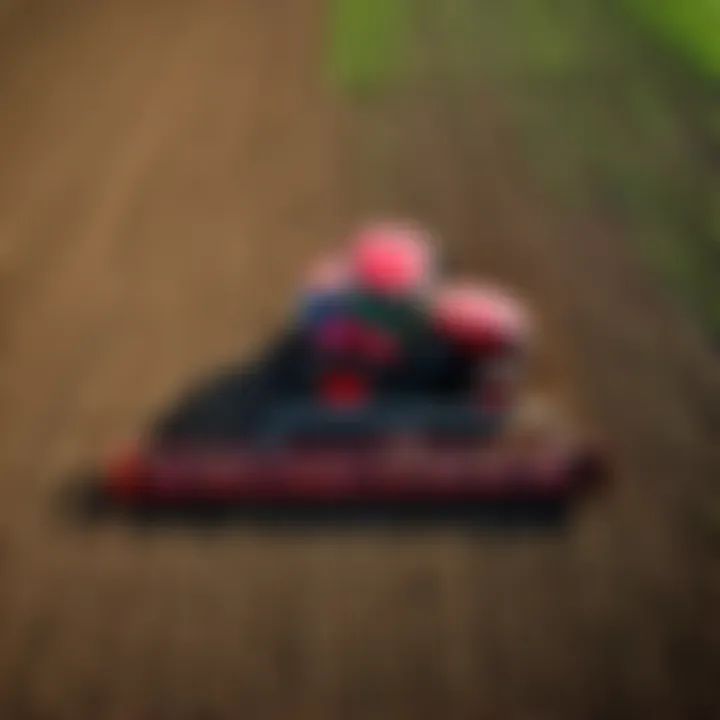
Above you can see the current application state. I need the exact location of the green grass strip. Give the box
[623,0,720,77]
[327,0,409,90]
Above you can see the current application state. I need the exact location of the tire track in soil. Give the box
[0,1,345,718]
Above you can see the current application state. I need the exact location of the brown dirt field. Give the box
[0,1,719,719]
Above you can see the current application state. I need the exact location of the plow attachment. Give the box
[103,437,607,509]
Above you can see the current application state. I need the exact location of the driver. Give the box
[299,221,438,357]
[296,221,439,401]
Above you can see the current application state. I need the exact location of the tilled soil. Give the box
[0,1,719,719]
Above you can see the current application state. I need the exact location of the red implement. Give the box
[104,439,607,507]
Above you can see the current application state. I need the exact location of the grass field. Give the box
[328,0,720,343]
[623,0,720,78]
[328,0,409,90]
[479,0,720,343]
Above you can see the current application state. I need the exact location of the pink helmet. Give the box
[431,282,530,350]
[348,221,436,297]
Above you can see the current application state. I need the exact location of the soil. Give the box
[0,1,719,719]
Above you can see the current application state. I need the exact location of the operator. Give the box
[295,221,439,402]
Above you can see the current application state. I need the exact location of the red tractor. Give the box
[101,222,608,514]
